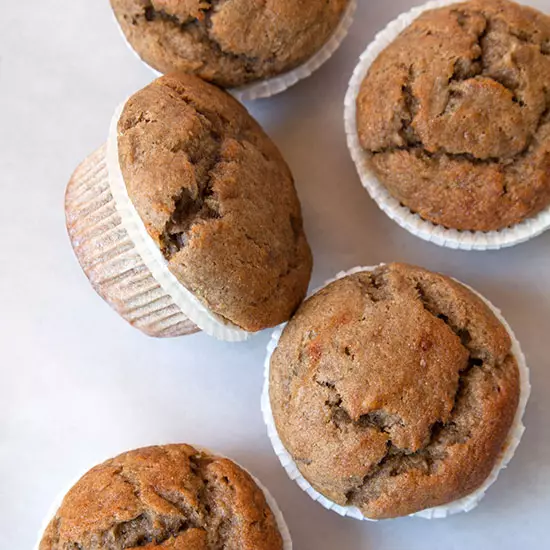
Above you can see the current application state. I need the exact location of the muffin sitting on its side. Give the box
[356,0,550,232]
[269,263,522,519]
[66,74,312,340]
[38,445,285,549]
[111,0,351,88]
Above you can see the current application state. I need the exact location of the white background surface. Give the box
[1,1,549,549]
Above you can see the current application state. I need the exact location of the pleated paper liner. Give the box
[344,0,550,251]
[33,446,293,550]
[262,265,531,520]
[65,103,250,341]
[113,0,357,101]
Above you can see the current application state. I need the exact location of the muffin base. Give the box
[262,265,530,520]
[344,0,550,251]
[33,446,293,550]
[65,104,250,341]
[112,0,357,101]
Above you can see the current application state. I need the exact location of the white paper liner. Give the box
[113,1,356,101]
[344,0,550,251]
[262,265,530,520]
[33,446,292,550]
[105,103,251,342]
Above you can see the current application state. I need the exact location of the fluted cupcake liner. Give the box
[65,102,250,341]
[34,446,293,550]
[344,0,550,251]
[113,1,357,101]
[262,265,530,520]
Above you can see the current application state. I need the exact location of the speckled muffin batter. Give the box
[39,445,283,550]
[270,263,520,519]
[116,73,312,332]
[111,0,350,87]
[357,0,550,232]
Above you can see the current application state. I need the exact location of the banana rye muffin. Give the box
[39,445,284,550]
[66,73,312,338]
[110,0,350,88]
[269,263,521,518]
[356,0,550,232]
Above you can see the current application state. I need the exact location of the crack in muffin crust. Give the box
[141,0,262,72]
[393,14,550,163]
[159,132,223,260]
[269,263,520,518]
[119,86,225,261]
[357,0,550,231]
[318,277,487,506]
[110,464,206,547]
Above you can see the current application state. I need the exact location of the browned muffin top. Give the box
[270,263,520,518]
[357,0,550,232]
[111,0,349,88]
[39,445,283,550]
[117,73,312,332]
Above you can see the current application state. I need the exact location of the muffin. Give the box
[110,0,354,94]
[38,445,290,550]
[267,263,527,519]
[346,0,550,249]
[66,73,312,341]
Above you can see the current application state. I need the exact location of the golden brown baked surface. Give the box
[39,445,283,550]
[357,0,550,232]
[117,74,312,332]
[270,263,520,518]
[111,0,349,87]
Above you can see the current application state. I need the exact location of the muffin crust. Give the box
[117,73,312,332]
[357,0,550,232]
[111,0,349,87]
[270,263,520,518]
[39,445,283,550]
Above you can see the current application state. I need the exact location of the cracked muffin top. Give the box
[269,263,520,518]
[116,73,312,332]
[111,0,350,88]
[356,0,550,232]
[39,445,283,550]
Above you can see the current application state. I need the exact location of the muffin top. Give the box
[269,263,520,518]
[356,0,550,232]
[116,73,312,332]
[111,0,350,88]
[39,445,283,550]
